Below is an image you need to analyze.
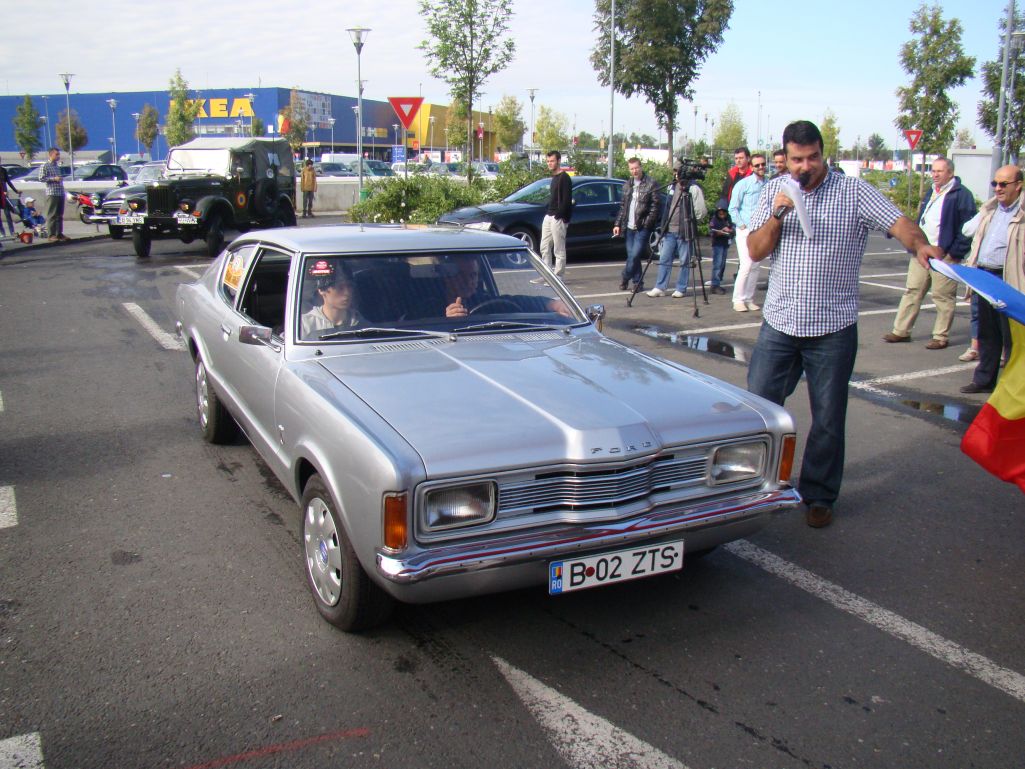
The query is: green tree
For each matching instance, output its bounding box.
[419,0,515,177]
[895,3,975,155]
[445,100,468,156]
[54,109,87,154]
[535,105,569,153]
[866,132,888,161]
[252,116,266,137]
[712,103,746,151]
[954,127,976,149]
[977,8,1025,161]
[165,69,201,148]
[820,109,841,161]
[493,95,525,152]
[591,0,732,161]
[281,89,310,155]
[12,95,42,161]
[576,130,600,149]
[137,103,160,156]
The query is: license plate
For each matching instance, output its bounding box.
[117,215,144,225]
[549,541,683,595]
[174,213,198,224]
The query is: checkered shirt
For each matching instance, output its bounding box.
[38,160,64,197]
[749,171,902,337]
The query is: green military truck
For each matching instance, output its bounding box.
[121,137,296,258]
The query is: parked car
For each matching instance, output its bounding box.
[175,225,800,631]
[95,161,166,238]
[314,161,356,177]
[71,163,128,182]
[470,161,499,179]
[438,175,648,256]
[350,159,395,177]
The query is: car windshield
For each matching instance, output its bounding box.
[296,249,585,343]
[503,178,552,205]
[165,148,231,175]
[136,164,165,182]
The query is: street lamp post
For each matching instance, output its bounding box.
[106,98,118,162]
[347,26,371,199]
[328,117,335,153]
[478,120,484,163]
[59,73,74,178]
[132,112,141,155]
[393,122,400,165]
[429,115,436,159]
[352,105,359,155]
[244,92,255,136]
[527,88,537,169]
[607,0,615,179]
[41,96,51,148]
[39,116,48,152]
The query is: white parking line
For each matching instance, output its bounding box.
[122,303,184,351]
[0,732,44,768]
[492,656,688,769]
[0,487,16,529]
[725,541,1025,704]
[0,391,4,412]
[175,266,203,280]
[854,363,976,386]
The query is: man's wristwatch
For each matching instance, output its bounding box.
[773,206,789,220]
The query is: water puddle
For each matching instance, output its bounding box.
[636,327,751,363]
[899,400,981,425]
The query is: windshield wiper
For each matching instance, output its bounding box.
[453,320,566,333]
[317,326,456,342]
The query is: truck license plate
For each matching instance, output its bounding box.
[174,214,198,224]
[117,215,144,225]
[549,541,683,595]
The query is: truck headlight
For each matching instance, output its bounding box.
[422,482,496,532]
[709,442,765,485]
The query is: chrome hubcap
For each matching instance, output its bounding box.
[196,362,209,429]
[304,497,342,606]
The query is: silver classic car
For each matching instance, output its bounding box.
[175,225,801,631]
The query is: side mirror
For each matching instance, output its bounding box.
[239,324,274,347]
[234,167,245,179]
[586,304,606,332]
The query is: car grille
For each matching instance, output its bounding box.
[147,187,176,216]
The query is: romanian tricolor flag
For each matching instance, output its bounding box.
[961,321,1025,492]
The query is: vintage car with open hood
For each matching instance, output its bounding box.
[175,225,800,631]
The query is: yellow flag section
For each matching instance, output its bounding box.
[962,320,1025,493]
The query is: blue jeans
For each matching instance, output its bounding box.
[620,228,650,285]
[711,242,729,286]
[654,233,691,292]
[747,322,858,506]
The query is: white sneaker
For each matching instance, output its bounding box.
[671,290,686,298]
[958,347,979,361]
[745,301,760,311]
[733,302,749,312]
[646,287,666,297]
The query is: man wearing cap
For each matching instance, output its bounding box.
[301,262,365,338]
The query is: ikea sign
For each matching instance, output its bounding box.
[169,97,254,119]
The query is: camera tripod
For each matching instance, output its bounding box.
[627,179,708,317]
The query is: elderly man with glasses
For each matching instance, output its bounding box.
[959,165,1025,394]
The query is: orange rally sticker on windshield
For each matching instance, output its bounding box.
[309,259,334,277]
[224,253,246,291]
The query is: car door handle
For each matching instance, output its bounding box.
[220,324,232,338]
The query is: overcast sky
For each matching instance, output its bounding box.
[1,0,1005,152]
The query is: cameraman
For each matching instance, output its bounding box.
[647,160,707,298]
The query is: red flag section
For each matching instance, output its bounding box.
[961,321,1025,493]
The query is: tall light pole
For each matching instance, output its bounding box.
[478,120,484,163]
[347,26,371,199]
[527,88,537,169]
[244,92,255,136]
[429,114,436,159]
[607,0,615,179]
[59,73,74,178]
[106,98,118,162]
[41,95,51,148]
[132,112,141,155]
[393,122,401,163]
[39,116,49,152]
[1003,30,1025,163]
[328,117,335,152]
[352,105,359,156]
[693,105,698,146]
[994,1,1016,175]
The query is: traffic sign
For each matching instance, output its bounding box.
[904,129,923,150]
[388,97,424,130]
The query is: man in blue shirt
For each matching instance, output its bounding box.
[729,153,767,312]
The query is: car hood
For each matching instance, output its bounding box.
[437,201,540,223]
[315,334,773,477]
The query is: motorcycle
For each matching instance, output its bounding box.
[67,190,98,224]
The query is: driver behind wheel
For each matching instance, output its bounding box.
[301,259,366,338]
[442,254,485,318]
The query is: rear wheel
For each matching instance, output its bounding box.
[301,475,394,632]
[195,356,238,444]
[205,212,224,257]
[504,226,538,261]
[132,228,151,259]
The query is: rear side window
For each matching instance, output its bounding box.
[219,244,258,304]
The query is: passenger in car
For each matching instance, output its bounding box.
[301,262,366,338]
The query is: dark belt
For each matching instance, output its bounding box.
[977,265,1004,274]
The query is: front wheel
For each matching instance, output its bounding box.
[504,226,538,254]
[205,212,224,257]
[79,207,93,224]
[108,225,125,240]
[132,228,151,259]
[195,356,237,444]
[301,475,394,632]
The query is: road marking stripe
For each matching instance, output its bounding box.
[0,487,16,529]
[0,391,4,412]
[122,303,184,351]
[492,656,688,769]
[175,266,203,280]
[859,279,907,291]
[0,732,44,769]
[725,541,1025,704]
[855,363,976,386]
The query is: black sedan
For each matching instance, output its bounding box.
[437,176,632,256]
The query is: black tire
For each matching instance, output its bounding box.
[252,178,278,218]
[108,225,125,240]
[132,228,151,259]
[277,202,297,227]
[301,474,394,632]
[195,356,238,444]
[79,207,92,224]
[205,211,224,257]
[504,226,538,255]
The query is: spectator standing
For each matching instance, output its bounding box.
[538,150,572,280]
[883,157,976,349]
[647,165,707,298]
[745,120,942,528]
[707,199,734,294]
[959,165,1024,394]
[612,157,659,291]
[38,148,67,241]
[300,159,317,218]
[0,157,20,238]
[771,150,787,178]
[729,153,768,312]
[721,146,752,204]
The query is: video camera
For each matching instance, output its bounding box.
[673,156,706,182]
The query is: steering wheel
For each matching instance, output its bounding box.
[469,298,520,315]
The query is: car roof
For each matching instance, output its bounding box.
[230,224,529,254]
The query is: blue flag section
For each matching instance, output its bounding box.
[929,258,1025,324]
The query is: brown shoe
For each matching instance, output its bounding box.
[805,502,833,528]
[925,339,948,350]
[882,332,910,343]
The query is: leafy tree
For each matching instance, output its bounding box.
[12,95,42,161]
[536,105,570,153]
[419,0,515,178]
[280,89,310,155]
[445,99,468,156]
[954,127,976,149]
[252,116,266,137]
[712,104,746,151]
[820,109,841,161]
[977,8,1025,161]
[576,130,600,149]
[137,104,160,155]
[895,3,975,155]
[591,0,732,160]
[493,95,525,152]
[165,69,201,148]
[54,109,87,153]
[866,132,888,161]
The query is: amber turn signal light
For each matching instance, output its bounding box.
[383,493,408,550]
[778,435,796,483]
